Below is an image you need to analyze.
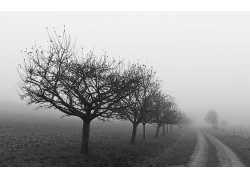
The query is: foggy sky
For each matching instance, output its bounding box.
[1,11,250,127]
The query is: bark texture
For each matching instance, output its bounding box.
[80,120,91,154]
[131,123,138,144]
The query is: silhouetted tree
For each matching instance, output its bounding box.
[17,28,140,154]
[151,92,176,138]
[171,108,180,128]
[140,92,158,141]
[178,112,192,129]
[152,92,167,138]
[114,63,160,143]
[177,112,185,129]
[141,104,154,140]
[166,123,169,134]
[166,108,179,132]
[162,123,165,136]
[205,109,219,129]
[163,102,177,135]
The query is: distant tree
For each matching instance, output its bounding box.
[17,28,140,154]
[150,92,176,138]
[219,121,228,130]
[177,112,185,129]
[177,112,192,129]
[166,123,169,134]
[169,107,182,132]
[141,99,155,140]
[205,109,219,129]
[152,92,167,138]
[114,63,160,143]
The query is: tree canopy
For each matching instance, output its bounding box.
[17,28,141,154]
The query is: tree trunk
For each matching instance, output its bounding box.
[142,123,146,141]
[170,124,173,132]
[131,123,138,144]
[80,120,91,154]
[155,124,160,138]
[166,124,168,134]
[162,124,165,136]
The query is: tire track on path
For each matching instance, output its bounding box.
[203,131,245,167]
[188,130,208,166]
[188,129,245,167]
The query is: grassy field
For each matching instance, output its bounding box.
[140,130,197,166]
[205,128,250,166]
[0,118,196,167]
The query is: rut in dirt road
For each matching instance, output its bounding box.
[188,129,245,167]
[188,130,208,166]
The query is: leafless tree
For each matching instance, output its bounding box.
[164,102,179,133]
[177,112,192,129]
[169,108,183,132]
[150,92,176,138]
[176,112,184,129]
[114,63,160,143]
[140,93,157,141]
[141,105,154,140]
[205,109,219,129]
[17,28,140,154]
[152,92,168,138]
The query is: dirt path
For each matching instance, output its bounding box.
[188,130,208,166]
[188,129,245,167]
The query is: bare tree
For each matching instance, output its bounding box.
[150,92,176,138]
[205,109,219,129]
[141,108,153,140]
[152,92,167,138]
[141,94,156,141]
[171,108,183,130]
[177,112,185,129]
[177,112,192,129]
[114,63,160,143]
[17,28,140,154]
[164,103,179,133]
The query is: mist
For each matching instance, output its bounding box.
[1,11,250,132]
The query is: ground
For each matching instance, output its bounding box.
[0,118,197,167]
[188,129,245,167]
[206,128,250,166]
[3,117,248,167]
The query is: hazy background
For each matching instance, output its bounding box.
[1,11,250,131]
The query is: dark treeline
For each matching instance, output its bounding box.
[17,27,192,154]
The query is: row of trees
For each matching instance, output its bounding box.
[17,28,191,154]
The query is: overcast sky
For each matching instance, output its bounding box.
[1,11,250,126]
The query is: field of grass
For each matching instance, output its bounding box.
[205,128,250,166]
[0,118,196,167]
[140,129,197,166]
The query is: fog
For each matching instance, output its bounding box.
[1,12,250,131]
